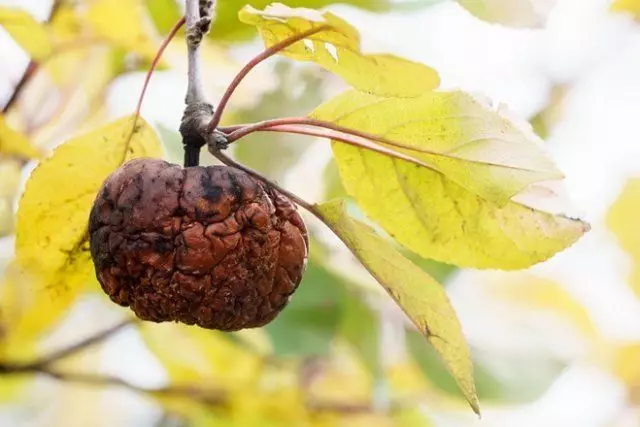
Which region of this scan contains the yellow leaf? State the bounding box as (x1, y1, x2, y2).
(239, 3, 440, 97)
(313, 90, 588, 269)
(313, 90, 563, 205)
(86, 0, 161, 62)
(12, 115, 161, 341)
(315, 199, 479, 415)
(490, 276, 597, 340)
(0, 115, 40, 159)
(140, 322, 261, 387)
(613, 343, 640, 404)
(0, 198, 12, 237)
(45, 4, 92, 86)
(0, 7, 53, 60)
(457, 0, 558, 28)
(612, 0, 640, 19)
(607, 178, 640, 296)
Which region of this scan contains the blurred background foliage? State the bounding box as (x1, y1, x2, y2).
(1, 0, 640, 426)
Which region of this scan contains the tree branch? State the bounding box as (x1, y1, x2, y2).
(30, 365, 404, 415)
(185, 0, 213, 104)
(1, 0, 63, 113)
(0, 319, 135, 373)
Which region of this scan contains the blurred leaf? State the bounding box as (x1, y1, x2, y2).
(45, 3, 90, 86)
(608, 178, 640, 297)
(529, 85, 568, 140)
(0, 7, 52, 60)
(457, 0, 558, 28)
(0, 373, 30, 404)
(266, 258, 379, 367)
(266, 262, 343, 358)
(146, 0, 182, 35)
(157, 123, 183, 164)
(315, 199, 479, 415)
(86, 0, 161, 62)
(214, 0, 391, 42)
(392, 408, 433, 427)
(0, 115, 40, 159)
(613, 343, 640, 404)
(239, 3, 440, 97)
(338, 288, 379, 376)
(612, 0, 640, 20)
(141, 322, 261, 386)
(0, 199, 12, 237)
(312, 89, 588, 269)
(10, 115, 161, 342)
(0, 158, 20, 236)
(490, 276, 598, 339)
(234, 61, 325, 181)
(407, 330, 563, 403)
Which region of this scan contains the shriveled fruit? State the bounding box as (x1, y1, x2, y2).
(88, 158, 309, 331)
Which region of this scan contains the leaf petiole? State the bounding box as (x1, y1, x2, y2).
(206, 25, 331, 132)
(222, 118, 439, 173)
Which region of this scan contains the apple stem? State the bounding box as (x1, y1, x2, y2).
(206, 26, 330, 132)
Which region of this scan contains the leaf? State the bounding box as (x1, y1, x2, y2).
(613, 343, 640, 405)
(0, 115, 40, 159)
(140, 322, 261, 390)
(238, 3, 440, 97)
(406, 329, 563, 403)
(607, 178, 640, 297)
(314, 90, 563, 205)
(146, 0, 182, 35)
(265, 262, 344, 358)
(490, 276, 597, 339)
(312, 89, 588, 269)
(314, 199, 479, 415)
(611, 0, 640, 20)
(214, 0, 392, 42)
(12, 115, 162, 341)
(338, 287, 380, 376)
(457, 0, 558, 28)
(86, 0, 161, 62)
(0, 7, 53, 60)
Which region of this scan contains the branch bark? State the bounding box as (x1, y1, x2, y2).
(180, 0, 216, 167)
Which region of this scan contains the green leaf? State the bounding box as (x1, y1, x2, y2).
(338, 288, 380, 375)
(12, 115, 162, 340)
(238, 3, 440, 97)
(146, 0, 182, 35)
(457, 0, 557, 28)
(265, 262, 343, 358)
(314, 199, 479, 415)
(312, 89, 589, 269)
(0, 7, 53, 61)
(406, 330, 563, 403)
